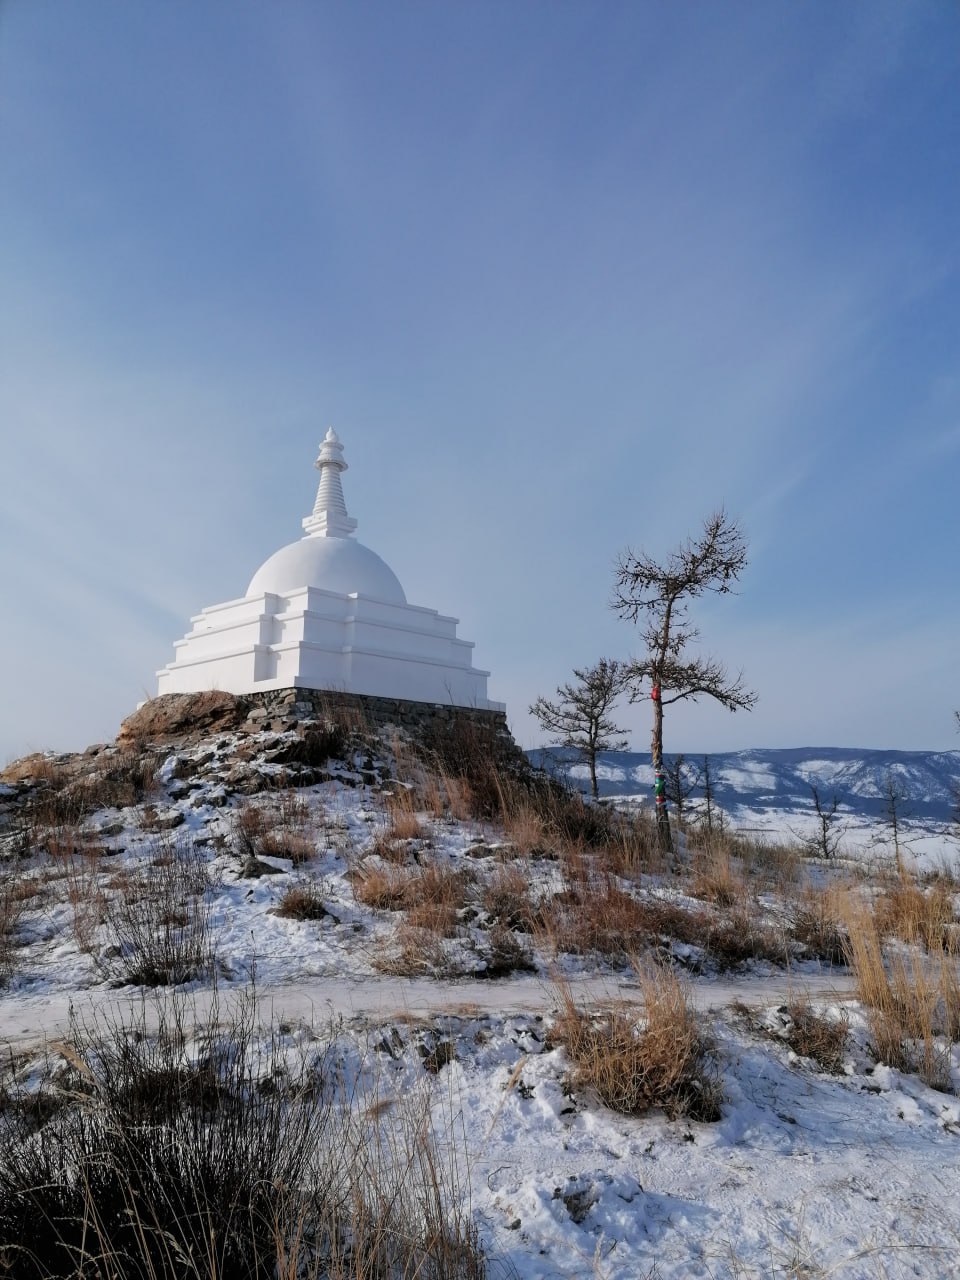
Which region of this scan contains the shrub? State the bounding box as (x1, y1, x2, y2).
(552, 965, 722, 1121)
(0, 995, 487, 1279)
(103, 839, 213, 986)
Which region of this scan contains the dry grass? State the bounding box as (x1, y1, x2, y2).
(499, 800, 549, 857)
(233, 801, 316, 866)
(274, 882, 331, 921)
(63, 851, 108, 954)
(352, 864, 412, 911)
(482, 865, 535, 931)
(737, 836, 804, 891)
(385, 807, 425, 842)
(405, 901, 459, 936)
(0, 876, 25, 986)
(604, 810, 664, 878)
(790, 880, 850, 965)
(352, 862, 471, 921)
(537, 877, 662, 961)
(257, 830, 315, 865)
(691, 846, 750, 907)
(373, 921, 463, 978)
(537, 871, 785, 969)
(102, 838, 213, 986)
(703, 907, 787, 969)
(552, 965, 722, 1120)
(874, 874, 958, 954)
(441, 773, 475, 822)
(843, 896, 960, 1089)
(412, 864, 471, 904)
(783, 997, 849, 1073)
(474, 923, 536, 977)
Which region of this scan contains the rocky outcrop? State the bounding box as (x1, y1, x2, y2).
(118, 692, 250, 746)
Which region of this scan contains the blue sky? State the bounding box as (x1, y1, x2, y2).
(1, 1, 958, 762)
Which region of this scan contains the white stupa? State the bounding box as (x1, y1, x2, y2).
(158, 430, 502, 709)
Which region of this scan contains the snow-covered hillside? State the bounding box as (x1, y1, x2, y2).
(2, 703, 960, 1278)
(533, 745, 960, 821)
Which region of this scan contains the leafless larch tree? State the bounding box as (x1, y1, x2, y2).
(613, 509, 757, 853)
(530, 658, 630, 800)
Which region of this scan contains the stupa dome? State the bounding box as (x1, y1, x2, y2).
(246, 535, 406, 603)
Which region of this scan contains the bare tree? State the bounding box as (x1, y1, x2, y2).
(663, 754, 701, 832)
(530, 659, 630, 800)
(698, 754, 726, 836)
(802, 784, 844, 860)
(613, 509, 757, 852)
(878, 769, 911, 876)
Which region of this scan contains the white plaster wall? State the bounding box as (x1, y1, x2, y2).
(158, 586, 498, 709)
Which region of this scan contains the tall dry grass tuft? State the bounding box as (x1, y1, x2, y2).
(274, 881, 331, 922)
(352, 863, 413, 911)
(691, 846, 749, 907)
(552, 964, 722, 1120)
(843, 896, 959, 1088)
(874, 873, 958, 954)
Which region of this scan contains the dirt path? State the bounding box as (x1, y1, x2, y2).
(0, 970, 859, 1050)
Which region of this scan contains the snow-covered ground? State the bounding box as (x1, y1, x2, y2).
(2, 726, 960, 1278)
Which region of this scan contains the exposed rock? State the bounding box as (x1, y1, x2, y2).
(238, 855, 284, 878)
(139, 806, 186, 832)
(0, 754, 64, 785)
(118, 692, 249, 747)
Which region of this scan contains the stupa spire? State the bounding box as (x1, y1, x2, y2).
(302, 428, 359, 538)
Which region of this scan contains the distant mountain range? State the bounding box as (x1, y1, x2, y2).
(529, 746, 960, 825)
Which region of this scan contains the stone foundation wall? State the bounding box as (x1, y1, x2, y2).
(119, 687, 526, 773)
(246, 687, 506, 735)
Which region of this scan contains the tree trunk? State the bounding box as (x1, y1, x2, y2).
(650, 687, 673, 853)
(588, 752, 599, 801)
